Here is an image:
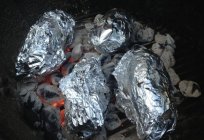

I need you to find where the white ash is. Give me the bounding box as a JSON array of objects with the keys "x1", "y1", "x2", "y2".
[
  {"x1": 71, "y1": 43, "x2": 83, "y2": 61},
  {"x1": 50, "y1": 73, "x2": 62, "y2": 86},
  {"x1": 167, "y1": 68, "x2": 180, "y2": 85},
  {"x1": 132, "y1": 21, "x2": 143, "y2": 33},
  {"x1": 15, "y1": 11, "x2": 203, "y2": 140},
  {"x1": 69, "y1": 30, "x2": 84, "y2": 61},
  {"x1": 17, "y1": 78, "x2": 42, "y2": 112},
  {"x1": 179, "y1": 80, "x2": 201, "y2": 98},
  {"x1": 132, "y1": 21, "x2": 155, "y2": 42},
  {"x1": 36, "y1": 83, "x2": 62, "y2": 101},
  {"x1": 166, "y1": 34, "x2": 176, "y2": 47},
  {"x1": 105, "y1": 113, "x2": 122, "y2": 131},
  {"x1": 85, "y1": 22, "x2": 94, "y2": 31},
  {"x1": 151, "y1": 43, "x2": 163, "y2": 56},
  {"x1": 151, "y1": 33, "x2": 202, "y2": 99},
  {"x1": 151, "y1": 33, "x2": 176, "y2": 69},
  {"x1": 165, "y1": 44, "x2": 175, "y2": 54},
  {"x1": 17, "y1": 79, "x2": 42, "y2": 111},
  {"x1": 37, "y1": 83, "x2": 60, "y2": 94},
  {"x1": 137, "y1": 27, "x2": 154, "y2": 42},
  {"x1": 160, "y1": 48, "x2": 176, "y2": 69},
  {"x1": 17, "y1": 79, "x2": 38, "y2": 96},
  {"x1": 69, "y1": 23, "x2": 95, "y2": 61},
  {"x1": 28, "y1": 91, "x2": 43, "y2": 111},
  {"x1": 155, "y1": 33, "x2": 168, "y2": 45},
  {"x1": 94, "y1": 14, "x2": 105, "y2": 26},
  {"x1": 155, "y1": 33, "x2": 176, "y2": 48}
]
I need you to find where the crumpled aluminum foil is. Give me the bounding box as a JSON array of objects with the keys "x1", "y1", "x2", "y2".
[
  {"x1": 90, "y1": 9, "x2": 132, "y2": 53},
  {"x1": 59, "y1": 56, "x2": 110, "y2": 137},
  {"x1": 16, "y1": 10, "x2": 75, "y2": 77},
  {"x1": 113, "y1": 47, "x2": 177, "y2": 140}
]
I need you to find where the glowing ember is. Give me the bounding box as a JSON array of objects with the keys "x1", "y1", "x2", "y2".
[
  {"x1": 51, "y1": 99, "x2": 65, "y2": 108},
  {"x1": 37, "y1": 75, "x2": 66, "y2": 127},
  {"x1": 60, "y1": 109, "x2": 65, "y2": 127}
]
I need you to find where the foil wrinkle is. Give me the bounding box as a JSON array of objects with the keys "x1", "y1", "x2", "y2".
[
  {"x1": 59, "y1": 56, "x2": 110, "y2": 131},
  {"x1": 16, "y1": 10, "x2": 75, "y2": 77},
  {"x1": 90, "y1": 9, "x2": 132, "y2": 53},
  {"x1": 113, "y1": 47, "x2": 176, "y2": 140}
]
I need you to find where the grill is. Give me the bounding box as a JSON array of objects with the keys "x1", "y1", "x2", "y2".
[{"x1": 0, "y1": 0, "x2": 204, "y2": 140}]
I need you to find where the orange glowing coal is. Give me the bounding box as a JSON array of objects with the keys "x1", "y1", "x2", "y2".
[
  {"x1": 35, "y1": 51, "x2": 73, "y2": 127},
  {"x1": 50, "y1": 99, "x2": 65, "y2": 108},
  {"x1": 37, "y1": 92, "x2": 65, "y2": 127},
  {"x1": 60, "y1": 109, "x2": 65, "y2": 127},
  {"x1": 51, "y1": 99, "x2": 65, "y2": 127}
]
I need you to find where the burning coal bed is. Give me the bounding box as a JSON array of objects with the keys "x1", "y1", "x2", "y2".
[{"x1": 16, "y1": 9, "x2": 202, "y2": 140}]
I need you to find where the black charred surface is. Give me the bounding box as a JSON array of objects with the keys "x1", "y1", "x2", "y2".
[{"x1": 0, "y1": 0, "x2": 204, "y2": 140}]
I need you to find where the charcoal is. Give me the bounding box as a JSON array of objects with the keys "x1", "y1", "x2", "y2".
[
  {"x1": 105, "y1": 113, "x2": 122, "y2": 131},
  {"x1": 37, "y1": 83, "x2": 61, "y2": 101},
  {"x1": 41, "y1": 106, "x2": 60, "y2": 132},
  {"x1": 179, "y1": 80, "x2": 202, "y2": 97}
]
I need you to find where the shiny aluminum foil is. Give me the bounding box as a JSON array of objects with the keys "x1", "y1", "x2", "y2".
[
  {"x1": 113, "y1": 47, "x2": 177, "y2": 140},
  {"x1": 90, "y1": 9, "x2": 131, "y2": 53},
  {"x1": 16, "y1": 10, "x2": 75, "y2": 77},
  {"x1": 59, "y1": 56, "x2": 110, "y2": 137}
]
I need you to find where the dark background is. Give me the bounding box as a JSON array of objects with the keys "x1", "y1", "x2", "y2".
[{"x1": 0, "y1": 0, "x2": 204, "y2": 140}]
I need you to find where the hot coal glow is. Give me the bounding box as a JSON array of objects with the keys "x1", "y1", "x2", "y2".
[{"x1": 16, "y1": 9, "x2": 202, "y2": 140}]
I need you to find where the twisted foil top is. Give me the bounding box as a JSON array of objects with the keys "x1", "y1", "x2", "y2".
[
  {"x1": 16, "y1": 10, "x2": 75, "y2": 77},
  {"x1": 90, "y1": 9, "x2": 132, "y2": 53},
  {"x1": 113, "y1": 47, "x2": 176, "y2": 140}
]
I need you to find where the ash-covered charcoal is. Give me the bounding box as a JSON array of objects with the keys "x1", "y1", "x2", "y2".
[
  {"x1": 41, "y1": 106, "x2": 61, "y2": 132},
  {"x1": 179, "y1": 80, "x2": 201, "y2": 98},
  {"x1": 49, "y1": 73, "x2": 63, "y2": 86},
  {"x1": 151, "y1": 33, "x2": 176, "y2": 71},
  {"x1": 105, "y1": 113, "x2": 122, "y2": 131},
  {"x1": 36, "y1": 83, "x2": 62, "y2": 102},
  {"x1": 137, "y1": 27, "x2": 154, "y2": 42},
  {"x1": 113, "y1": 47, "x2": 177, "y2": 140},
  {"x1": 59, "y1": 56, "x2": 110, "y2": 138},
  {"x1": 16, "y1": 10, "x2": 75, "y2": 77},
  {"x1": 90, "y1": 9, "x2": 132, "y2": 53},
  {"x1": 167, "y1": 68, "x2": 180, "y2": 86},
  {"x1": 17, "y1": 78, "x2": 42, "y2": 112},
  {"x1": 154, "y1": 33, "x2": 176, "y2": 49},
  {"x1": 132, "y1": 21, "x2": 154, "y2": 43},
  {"x1": 101, "y1": 53, "x2": 123, "y2": 82}
]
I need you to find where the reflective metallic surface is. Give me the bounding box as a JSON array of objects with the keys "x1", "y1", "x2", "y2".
[
  {"x1": 90, "y1": 9, "x2": 131, "y2": 53},
  {"x1": 113, "y1": 47, "x2": 177, "y2": 140},
  {"x1": 59, "y1": 56, "x2": 110, "y2": 136},
  {"x1": 16, "y1": 10, "x2": 75, "y2": 77}
]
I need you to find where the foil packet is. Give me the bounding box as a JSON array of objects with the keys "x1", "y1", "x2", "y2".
[
  {"x1": 90, "y1": 9, "x2": 132, "y2": 53},
  {"x1": 59, "y1": 56, "x2": 110, "y2": 138},
  {"x1": 16, "y1": 10, "x2": 75, "y2": 77},
  {"x1": 113, "y1": 47, "x2": 177, "y2": 140}
]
